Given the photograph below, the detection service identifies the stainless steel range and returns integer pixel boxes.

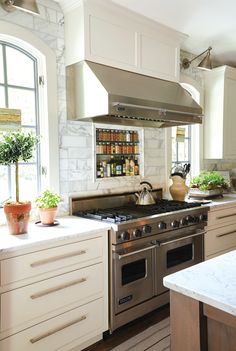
[70,188,209,332]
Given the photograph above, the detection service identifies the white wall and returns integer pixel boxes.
[0,0,167,212]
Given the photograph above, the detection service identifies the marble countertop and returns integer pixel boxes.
[0,216,111,257]
[207,193,236,209]
[164,250,236,316]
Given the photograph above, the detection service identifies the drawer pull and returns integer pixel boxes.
[217,213,236,220]
[30,249,87,267]
[216,231,236,238]
[30,277,87,299]
[30,315,86,343]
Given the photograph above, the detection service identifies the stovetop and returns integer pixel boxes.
[74,200,202,223]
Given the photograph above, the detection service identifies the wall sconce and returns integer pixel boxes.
[0,0,39,15]
[182,46,212,71]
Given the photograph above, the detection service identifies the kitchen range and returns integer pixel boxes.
[70,187,209,332]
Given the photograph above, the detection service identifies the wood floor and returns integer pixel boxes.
[83,304,170,351]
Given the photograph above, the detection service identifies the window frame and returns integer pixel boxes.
[0,22,59,217]
[0,40,42,201]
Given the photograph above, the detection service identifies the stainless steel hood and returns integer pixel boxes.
[66,60,203,128]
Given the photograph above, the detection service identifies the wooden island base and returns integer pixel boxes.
[170,291,236,351]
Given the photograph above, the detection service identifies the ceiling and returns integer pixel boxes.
[111,0,236,67]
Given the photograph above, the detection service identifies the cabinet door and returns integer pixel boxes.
[0,298,104,351]
[140,33,179,81]
[87,15,137,69]
[205,223,236,257]
[223,77,236,158]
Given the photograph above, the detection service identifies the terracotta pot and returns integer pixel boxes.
[38,207,57,225]
[169,175,189,201]
[4,202,31,235]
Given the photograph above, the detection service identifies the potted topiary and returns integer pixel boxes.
[189,171,228,198]
[35,190,61,225]
[0,130,39,234]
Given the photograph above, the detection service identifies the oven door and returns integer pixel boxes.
[155,229,205,295]
[113,244,155,314]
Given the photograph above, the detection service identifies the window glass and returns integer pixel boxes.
[0,86,5,106]
[10,164,38,202]
[6,46,35,88]
[0,166,9,202]
[8,88,36,126]
[0,44,3,84]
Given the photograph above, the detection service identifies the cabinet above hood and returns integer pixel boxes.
[66,60,203,128]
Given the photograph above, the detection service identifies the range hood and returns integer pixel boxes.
[66,60,203,128]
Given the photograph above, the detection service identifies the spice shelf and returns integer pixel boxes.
[95,128,141,179]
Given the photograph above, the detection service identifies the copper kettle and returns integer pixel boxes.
[135,181,155,205]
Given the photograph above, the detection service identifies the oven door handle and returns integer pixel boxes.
[116,245,155,259]
[157,230,205,247]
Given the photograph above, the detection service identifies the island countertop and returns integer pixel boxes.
[163,249,236,317]
[0,216,111,258]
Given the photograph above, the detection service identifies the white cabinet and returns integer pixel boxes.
[204,66,236,159]
[205,203,236,259]
[0,232,108,351]
[64,0,185,82]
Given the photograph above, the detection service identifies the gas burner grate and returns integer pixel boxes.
[74,210,135,223]
[74,200,202,223]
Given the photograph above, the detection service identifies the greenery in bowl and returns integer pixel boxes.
[35,190,61,209]
[0,130,39,203]
[190,171,228,191]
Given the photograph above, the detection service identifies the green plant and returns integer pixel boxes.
[0,130,39,203]
[190,171,228,191]
[35,190,61,209]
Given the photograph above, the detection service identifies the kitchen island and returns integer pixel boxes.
[164,250,236,351]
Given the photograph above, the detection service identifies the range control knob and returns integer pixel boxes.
[194,215,200,223]
[186,215,194,223]
[171,220,180,228]
[180,217,188,226]
[120,231,129,241]
[199,214,208,222]
[133,229,142,238]
[158,221,167,230]
[143,225,152,234]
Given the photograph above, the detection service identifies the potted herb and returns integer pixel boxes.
[0,130,39,234]
[35,190,61,225]
[190,171,228,197]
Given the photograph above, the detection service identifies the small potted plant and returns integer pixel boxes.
[35,190,61,225]
[189,171,228,198]
[0,130,39,234]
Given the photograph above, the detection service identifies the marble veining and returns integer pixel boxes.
[164,250,236,316]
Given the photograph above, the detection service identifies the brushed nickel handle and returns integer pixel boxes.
[30,277,87,299]
[217,230,236,238]
[30,315,86,343]
[117,245,155,259]
[217,213,236,220]
[30,249,87,267]
[157,230,205,246]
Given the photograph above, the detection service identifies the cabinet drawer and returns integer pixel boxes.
[1,236,103,286]
[1,263,103,333]
[0,298,104,351]
[208,206,236,227]
[205,223,236,256]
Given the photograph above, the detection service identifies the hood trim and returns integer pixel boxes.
[66,60,203,128]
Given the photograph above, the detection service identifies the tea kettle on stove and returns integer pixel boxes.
[135,181,155,205]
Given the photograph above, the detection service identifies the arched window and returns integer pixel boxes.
[0,41,41,203]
